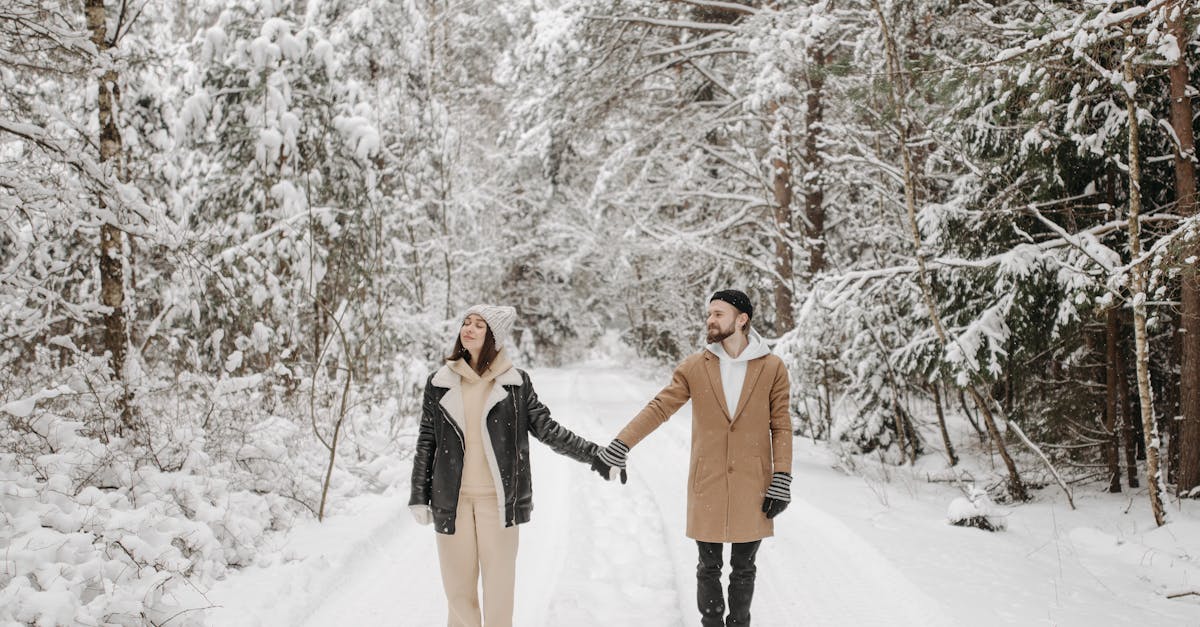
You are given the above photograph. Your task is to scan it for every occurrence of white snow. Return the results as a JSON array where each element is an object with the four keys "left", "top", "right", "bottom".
[
  {"left": 204, "top": 363, "right": 1200, "bottom": 626},
  {"left": 0, "top": 384, "right": 75, "bottom": 418},
  {"left": 256, "top": 128, "right": 283, "bottom": 167},
  {"left": 213, "top": 373, "right": 263, "bottom": 395},
  {"left": 947, "top": 486, "right": 1008, "bottom": 530},
  {"left": 333, "top": 115, "right": 380, "bottom": 161}
]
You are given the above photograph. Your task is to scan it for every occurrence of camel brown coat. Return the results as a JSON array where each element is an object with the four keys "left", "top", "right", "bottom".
[{"left": 617, "top": 349, "right": 792, "bottom": 543}]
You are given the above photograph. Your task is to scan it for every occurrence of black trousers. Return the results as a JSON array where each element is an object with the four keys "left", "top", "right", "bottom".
[{"left": 696, "top": 540, "right": 761, "bottom": 627}]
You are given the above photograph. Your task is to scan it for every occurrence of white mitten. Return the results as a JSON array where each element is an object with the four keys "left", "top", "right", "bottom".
[{"left": 410, "top": 504, "right": 433, "bottom": 526}]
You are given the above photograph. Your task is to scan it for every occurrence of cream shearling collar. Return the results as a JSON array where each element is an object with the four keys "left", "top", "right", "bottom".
[
  {"left": 431, "top": 361, "right": 522, "bottom": 389},
  {"left": 430, "top": 352, "right": 522, "bottom": 435}
]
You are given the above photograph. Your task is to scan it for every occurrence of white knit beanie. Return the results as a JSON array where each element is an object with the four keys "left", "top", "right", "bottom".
[{"left": 461, "top": 304, "right": 518, "bottom": 348}]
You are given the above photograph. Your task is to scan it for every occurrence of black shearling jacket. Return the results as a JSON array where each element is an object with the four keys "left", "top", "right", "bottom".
[{"left": 409, "top": 363, "right": 599, "bottom": 534}]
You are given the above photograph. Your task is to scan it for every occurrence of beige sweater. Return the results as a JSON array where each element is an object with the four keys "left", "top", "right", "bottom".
[{"left": 450, "top": 350, "right": 513, "bottom": 494}]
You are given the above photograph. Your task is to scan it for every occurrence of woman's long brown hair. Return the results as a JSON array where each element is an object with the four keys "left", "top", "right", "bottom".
[{"left": 446, "top": 326, "right": 500, "bottom": 375}]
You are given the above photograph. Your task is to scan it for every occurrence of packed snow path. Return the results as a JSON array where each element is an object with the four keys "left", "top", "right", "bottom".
[{"left": 298, "top": 365, "right": 956, "bottom": 627}]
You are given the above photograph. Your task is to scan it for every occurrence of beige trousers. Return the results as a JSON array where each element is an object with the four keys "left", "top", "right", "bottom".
[{"left": 436, "top": 492, "right": 519, "bottom": 627}]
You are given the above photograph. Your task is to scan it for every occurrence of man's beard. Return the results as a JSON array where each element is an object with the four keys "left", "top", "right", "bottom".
[{"left": 706, "top": 323, "right": 735, "bottom": 344}]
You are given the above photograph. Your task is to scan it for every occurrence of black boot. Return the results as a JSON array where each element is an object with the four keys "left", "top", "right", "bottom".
[
  {"left": 696, "top": 541, "right": 725, "bottom": 627},
  {"left": 726, "top": 541, "right": 761, "bottom": 627}
]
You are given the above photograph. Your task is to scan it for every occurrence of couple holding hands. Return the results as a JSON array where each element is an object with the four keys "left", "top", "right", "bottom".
[{"left": 409, "top": 290, "right": 794, "bottom": 627}]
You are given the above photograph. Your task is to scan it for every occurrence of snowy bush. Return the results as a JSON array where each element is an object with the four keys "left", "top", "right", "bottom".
[
  {"left": 775, "top": 318, "right": 843, "bottom": 441},
  {"left": 0, "top": 339, "right": 419, "bottom": 625},
  {"left": 947, "top": 488, "right": 1008, "bottom": 532},
  {"left": 778, "top": 281, "right": 926, "bottom": 462},
  {"left": 0, "top": 410, "right": 279, "bottom": 626}
]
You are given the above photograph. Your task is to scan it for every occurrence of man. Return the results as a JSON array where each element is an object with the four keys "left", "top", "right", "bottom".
[{"left": 593, "top": 290, "right": 793, "bottom": 627}]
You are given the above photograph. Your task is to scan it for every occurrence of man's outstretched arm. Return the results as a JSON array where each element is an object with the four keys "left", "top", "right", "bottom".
[
  {"left": 617, "top": 359, "right": 694, "bottom": 448},
  {"left": 591, "top": 359, "right": 694, "bottom": 481}
]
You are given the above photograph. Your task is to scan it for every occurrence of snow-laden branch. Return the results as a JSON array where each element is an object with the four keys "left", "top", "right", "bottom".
[
  {"left": 637, "top": 50, "right": 743, "bottom": 94},
  {"left": 630, "top": 202, "right": 784, "bottom": 282},
  {"left": 643, "top": 33, "right": 727, "bottom": 57},
  {"left": 676, "top": 190, "right": 769, "bottom": 209},
  {"left": 663, "top": 0, "right": 760, "bottom": 17},
  {"left": 636, "top": 215, "right": 779, "bottom": 278},
  {"left": 592, "top": 15, "right": 741, "bottom": 33},
  {"left": 1025, "top": 205, "right": 1118, "bottom": 274},
  {"left": 1007, "top": 418, "right": 1076, "bottom": 508},
  {"left": 933, "top": 215, "right": 1174, "bottom": 272},
  {"left": 993, "top": 0, "right": 1173, "bottom": 64},
  {"left": 0, "top": 1, "right": 98, "bottom": 64},
  {"left": 684, "top": 59, "right": 738, "bottom": 98},
  {"left": 826, "top": 150, "right": 906, "bottom": 187},
  {"left": 1120, "top": 211, "right": 1200, "bottom": 289},
  {"left": 212, "top": 208, "right": 340, "bottom": 263},
  {"left": 812, "top": 214, "right": 1178, "bottom": 304},
  {"left": 0, "top": 385, "right": 77, "bottom": 418},
  {"left": 0, "top": 118, "right": 105, "bottom": 183},
  {"left": 0, "top": 117, "right": 175, "bottom": 242}
]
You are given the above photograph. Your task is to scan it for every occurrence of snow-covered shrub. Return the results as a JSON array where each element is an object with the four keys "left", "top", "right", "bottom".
[
  {"left": 947, "top": 487, "right": 1008, "bottom": 532},
  {"left": 780, "top": 279, "right": 927, "bottom": 462},
  {"left": 775, "top": 318, "right": 841, "bottom": 441},
  {"left": 0, "top": 334, "right": 421, "bottom": 625},
  {"left": 0, "top": 407, "right": 285, "bottom": 626}
]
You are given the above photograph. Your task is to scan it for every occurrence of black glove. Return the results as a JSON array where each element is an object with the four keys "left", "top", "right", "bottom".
[
  {"left": 591, "top": 439, "right": 629, "bottom": 484},
  {"left": 762, "top": 472, "right": 792, "bottom": 519}
]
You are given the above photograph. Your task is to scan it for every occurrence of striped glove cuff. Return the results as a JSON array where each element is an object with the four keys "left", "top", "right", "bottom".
[
  {"left": 766, "top": 472, "right": 792, "bottom": 502},
  {"left": 598, "top": 439, "right": 629, "bottom": 469}
]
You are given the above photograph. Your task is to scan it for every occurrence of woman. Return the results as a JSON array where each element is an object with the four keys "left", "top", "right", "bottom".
[{"left": 409, "top": 304, "right": 607, "bottom": 627}]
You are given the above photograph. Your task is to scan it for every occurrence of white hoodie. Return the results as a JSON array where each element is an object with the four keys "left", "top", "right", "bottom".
[{"left": 706, "top": 329, "right": 771, "bottom": 422}]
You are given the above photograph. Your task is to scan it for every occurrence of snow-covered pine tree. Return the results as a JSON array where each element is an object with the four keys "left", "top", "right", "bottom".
[{"left": 175, "top": 0, "right": 387, "bottom": 380}]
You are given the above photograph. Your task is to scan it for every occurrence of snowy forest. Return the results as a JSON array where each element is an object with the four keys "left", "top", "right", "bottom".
[{"left": 2, "top": 0, "right": 1200, "bottom": 624}]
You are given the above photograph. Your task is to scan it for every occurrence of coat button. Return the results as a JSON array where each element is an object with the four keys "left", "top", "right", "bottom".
[{"left": 728, "top": 466, "right": 734, "bottom": 474}]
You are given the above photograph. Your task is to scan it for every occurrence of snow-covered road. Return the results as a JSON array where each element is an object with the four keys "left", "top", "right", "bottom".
[
  {"left": 293, "top": 365, "right": 956, "bottom": 627},
  {"left": 206, "top": 362, "right": 1200, "bottom": 626}
]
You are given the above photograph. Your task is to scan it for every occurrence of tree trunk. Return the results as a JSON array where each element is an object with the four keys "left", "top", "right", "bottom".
[
  {"left": 442, "top": 205, "right": 453, "bottom": 320},
  {"left": 958, "top": 387, "right": 986, "bottom": 445},
  {"left": 1165, "top": 0, "right": 1200, "bottom": 497},
  {"left": 1116, "top": 312, "right": 1141, "bottom": 488},
  {"left": 1122, "top": 36, "right": 1167, "bottom": 525},
  {"left": 319, "top": 366, "right": 352, "bottom": 522},
  {"left": 966, "top": 386, "right": 1028, "bottom": 501},
  {"left": 86, "top": 0, "right": 133, "bottom": 434},
  {"left": 1107, "top": 175, "right": 1142, "bottom": 489},
  {"left": 769, "top": 101, "right": 796, "bottom": 331},
  {"left": 893, "top": 399, "right": 910, "bottom": 464},
  {"left": 803, "top": 46, "right": 827, "bottom": 277},
  {"left": 821, "top": 359, "right": 833, "bottom": 437},
  {"left": 930, "top": 382, "right": 958, "bottom": 466},
  {"left": 1104, "top": 308, "right": 1123, "bottom": 492},
  {"left": 870, "top": 0, "right": 1027, "bottom": 499},
  {"left": 407, "top": 224, "right": 427, "bottom": 309},
  {"left": 1166, "top": 320, "right": 1181, "bottom": 485}
]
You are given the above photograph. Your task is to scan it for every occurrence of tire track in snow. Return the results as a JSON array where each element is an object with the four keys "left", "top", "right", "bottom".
[
  {"left": 575, "top": 367, "right": 701, "bottom": 624},
  {"left": 297, "top": 502, "right": 445, "bottom": 627},
  {"left": 756, "top": 499, "right": 956, "bottom": 627},
  {"left": 526, "top": 367, "right": 685, "bottom": 627},
  {"left": 575, "top": 364, "right": 956, "bottom": 627}
]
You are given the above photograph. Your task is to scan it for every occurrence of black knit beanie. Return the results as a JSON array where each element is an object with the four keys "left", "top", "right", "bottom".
[{"left": 710, "top": 290, "right": 753, "bottom": 320}]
